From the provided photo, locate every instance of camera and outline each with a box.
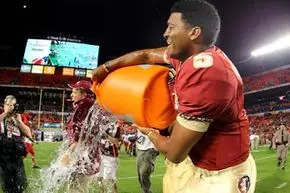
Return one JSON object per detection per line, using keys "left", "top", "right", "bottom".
{"left": 13, "top": 104, "right": 24, "bottom": 114}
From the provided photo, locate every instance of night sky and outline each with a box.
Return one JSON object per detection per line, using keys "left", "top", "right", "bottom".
{"left": 1, "top": 0, "right": 290, "bottom": 76}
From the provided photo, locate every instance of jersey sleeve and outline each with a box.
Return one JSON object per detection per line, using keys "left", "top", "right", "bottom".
{"left": 176, "top": 54, "right": 236, "bottom": 132}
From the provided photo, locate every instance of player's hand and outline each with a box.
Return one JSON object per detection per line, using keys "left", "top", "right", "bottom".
{"left": 10, "top": 113, "right": 21, "bottom": 125}
{"left": 14, "top": 113, "right": 22, "bottom": 122}
{"left": 91, "top": 64, "right": 110, "bottom": 83}
{"left": 132, "top": 124, "right": 151, "bottom": 135}
{"left": 60, "top": 154, "right": 72, "bottom": 166}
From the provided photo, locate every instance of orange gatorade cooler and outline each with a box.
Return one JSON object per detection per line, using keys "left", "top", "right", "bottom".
{"left": 92, "top": 65, "right": 176, "bottom": 129}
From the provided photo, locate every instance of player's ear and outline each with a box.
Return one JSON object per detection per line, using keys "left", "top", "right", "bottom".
{"left": 188, "top": 26, "right": 201, "bottom": 41}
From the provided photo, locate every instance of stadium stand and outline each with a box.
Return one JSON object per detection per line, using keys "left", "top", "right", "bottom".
{"left": 248, "top": 111, "right": 290, "bottom": 145}
{"left": 246, "top": 97, "right": 290, "bottom": 114}
{"left": 0, "top": 65, "right": 289, "bottom": 137}
{"left": 0, "top": 67, "right": 90, "bottom": 88}
{"left": 243, "top": 65, "right": 290, "bottom": 93}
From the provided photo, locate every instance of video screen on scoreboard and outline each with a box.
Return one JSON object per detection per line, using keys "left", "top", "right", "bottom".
{"left": 86, "top": 69, "right": 92, "bottom": 78}
{"left": 75, "top": 69, "right": 86, "bottom": 77}
{"left": 43, "top": 66, "right": 55, "bottom": 75}
{"left": 20, "top": 64, "right": 32, "bottom": 73}
{"left": 23, "top": 39, "right": 99, "bottom": 69}
{"left": 62, "top": 68, "right": 74, "bottom": 76}
{"left": 31, "top": 65, "right": 44, "bottom": 74}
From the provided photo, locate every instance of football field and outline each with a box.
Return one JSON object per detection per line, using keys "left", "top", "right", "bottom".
{"left": 19, "top": 143, "right": 290, "bottom": 193}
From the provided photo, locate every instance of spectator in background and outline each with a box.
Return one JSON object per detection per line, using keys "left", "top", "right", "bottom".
{"left": 250, "top": 133, "right": 260, "bottom": 151}
{"left": 21, "top": 111, "right": 40, "bottom": 169}
{"left": 97, "top": 122, "right": 122, "bottom": 193}
{"left": 136, "top": 128, "right": 159, "bottom": 193}
{"left": 24, "top": 137, "right": 39, "bottom": 168}
{"left": 272, "top": 123, "right": 290, "bottom": 170}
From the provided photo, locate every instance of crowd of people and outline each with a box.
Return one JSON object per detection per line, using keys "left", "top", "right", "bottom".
{"left": 249, "top": 111, "right": 290, "bottom": 145}
{"left": 246, "top": 96, "right": 290, "bottom": 114}
{"left": 0, "top": 67, "right": 86, "bottom": 88}
{"left": 243, "top": 67, "right": 290, "bottom": 92}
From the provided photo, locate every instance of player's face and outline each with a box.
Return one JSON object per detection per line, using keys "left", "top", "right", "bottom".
{"left": 4, "top": 99, "right": 16, "bottom": 113}
{"left": 71, "top": 88, "right": 85, "bottom": 103}
{"left": 163, "top": 13, "right": 193, "bottom": 60}
{"left": 280, "top": 125, "right": 286, "bottom": 130}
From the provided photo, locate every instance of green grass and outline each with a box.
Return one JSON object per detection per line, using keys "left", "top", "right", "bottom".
{"left": 18, "top": 143, "right": 290, "bottom": 193}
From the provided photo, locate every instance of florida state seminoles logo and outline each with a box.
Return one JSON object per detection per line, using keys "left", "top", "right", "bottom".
{"left": 238, "top": 175, "right": 251, "bottom": 193}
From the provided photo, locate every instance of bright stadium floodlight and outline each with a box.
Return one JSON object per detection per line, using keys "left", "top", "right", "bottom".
{"left": 251, "top": 34, "right": 290, "bottom": 57}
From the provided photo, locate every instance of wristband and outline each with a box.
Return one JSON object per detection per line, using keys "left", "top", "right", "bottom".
{"left": 147, "top": 129, "right": 155, "bottom": 137}
{"left": 104, "top": 61, "right": 112, "bottom": 72}
{"left": 102, "top": 64, "right": 110, "bottom": 73}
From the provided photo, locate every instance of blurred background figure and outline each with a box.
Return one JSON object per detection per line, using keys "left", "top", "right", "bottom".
{"left": 272, "top": 123, "right": 290, "bottom": 170}
{"left": 136, "top": 128, "right": 159, "bottom": 193}
{"left": 97, "top": 121, "right": 122, "bottom": 193}
{"left": 250, "top": 133, "right": 260, "bottom": 151}
{"left": 0, "top": 95, "right": 32, "bottom": 193}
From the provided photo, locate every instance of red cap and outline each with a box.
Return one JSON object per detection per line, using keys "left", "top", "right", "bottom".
{"left": 68, "top": 80, "right": 92, "bottom": 90}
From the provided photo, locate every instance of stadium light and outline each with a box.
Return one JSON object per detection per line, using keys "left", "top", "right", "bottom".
{"left": 251, "top": 34, "right": 290, "bottom": 57}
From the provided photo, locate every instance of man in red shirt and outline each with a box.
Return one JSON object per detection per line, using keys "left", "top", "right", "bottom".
{"left": 21, "top": 113, "right": 39, "bottom": 168}
{"left": 92, "top": 0, "right": 256, "bottom": 192}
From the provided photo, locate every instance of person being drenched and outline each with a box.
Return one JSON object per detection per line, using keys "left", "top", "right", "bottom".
{"left": 61, "top": 80, "right": 118, "bottom": 193}
{"left": 91, "top": 0, "right": 257, "bottom": 192}
{"left": 61, "top": 80, "right": 95, "bottom": 193}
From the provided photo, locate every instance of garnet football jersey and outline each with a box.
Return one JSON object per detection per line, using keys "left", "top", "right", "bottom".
{"left": 164, "top": 46, "right": 250, "bottom": 170}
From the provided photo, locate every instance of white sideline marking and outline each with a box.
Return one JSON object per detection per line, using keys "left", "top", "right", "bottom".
{"left": 118, "top": 174, "right": 163, "bottom": 180}
{"left": 251, "top": 149, "right": 269, "bottom": 152}
{"left": 275, "top": 182, "right": 287, "bottom": 189}
{"left": 255, "top": 155, "right": 275, "bottom": 161}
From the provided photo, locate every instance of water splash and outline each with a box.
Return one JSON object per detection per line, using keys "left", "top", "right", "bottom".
{"left": 31, "top": 102, "right": 117, "bottom": 193}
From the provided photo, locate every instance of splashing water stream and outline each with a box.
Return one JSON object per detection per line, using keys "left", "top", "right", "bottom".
{"left": 31, "top": 102, "right": 117, "bottom": 193}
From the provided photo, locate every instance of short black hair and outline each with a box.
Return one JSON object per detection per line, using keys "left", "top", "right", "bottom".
{"left": 171, "top": 0, "right": 221, "bottom": 46}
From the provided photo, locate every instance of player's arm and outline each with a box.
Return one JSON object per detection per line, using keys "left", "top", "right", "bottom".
{"left": 68, "top": 142, "right": 77, "bottom": 152}
{"left": 272, "top": 132, "right": 277, "bottom": 144}
{"left": 92, "top": 47, "right": 167, "bottom": 82}
{"left": 14, "top": 114, "right": 32, "bottom": 139}
{"left": 138, "top": 120, "right": 206, "bottom": 163}
{"left": 105, "top": 47, "right": 167, "bottom": 71}
{"left": 107, "top": 135, "right": 120, "bottom": 147}
{"left": 272, "top": 132, "right": 278, "bottom": 148}
{"left": 136, "top": 56, "right": 234, "bottom": 163}
{"left": 287, "top": 132, "right": 290, "bottom": 146}
{"left": 0, "top": 110, "right": 8, "bottom": 122}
